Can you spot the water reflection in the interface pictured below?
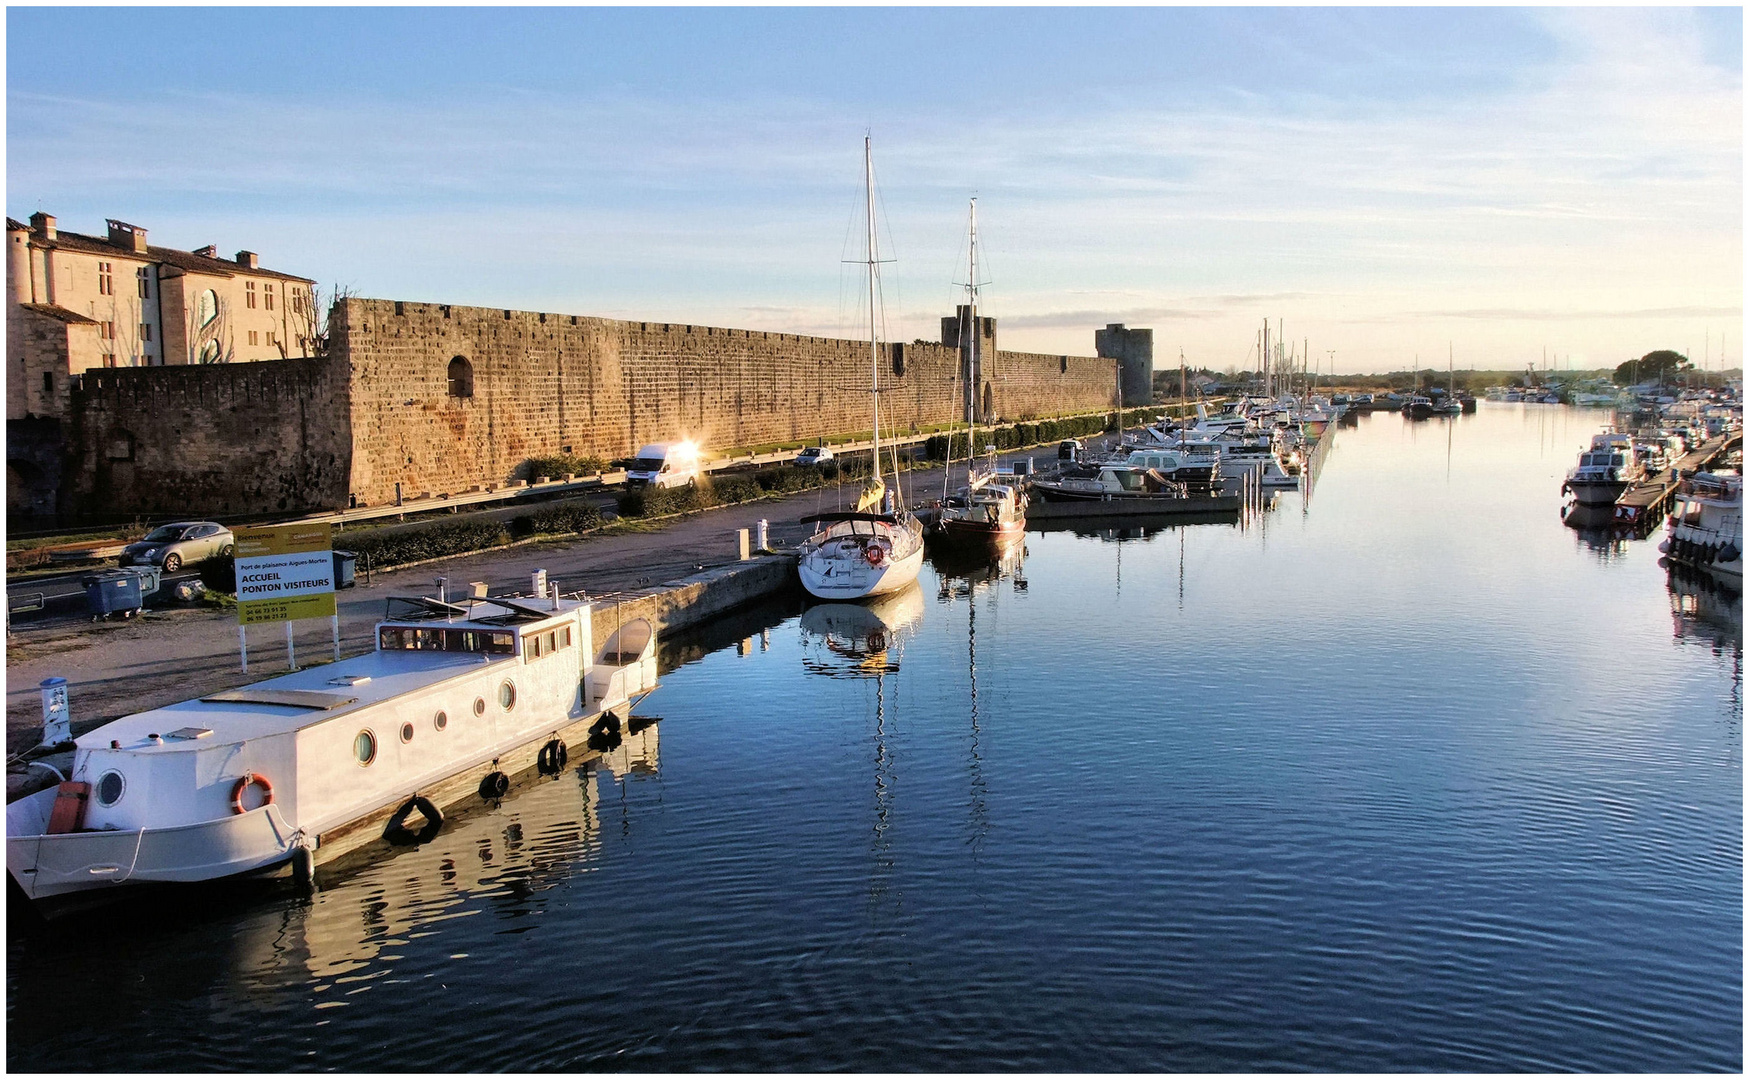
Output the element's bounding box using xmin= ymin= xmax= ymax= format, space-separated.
xmin=798 ymin=583 xmax=925 ymax=679
xmin=295 ymin=727 xmax=659 ymax=997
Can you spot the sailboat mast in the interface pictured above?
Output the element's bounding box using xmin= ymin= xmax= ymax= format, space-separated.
xmin=968 ymin=197 xmax=979 ymax=479
xmin=865 ymin=136 xmax=881 ymax=490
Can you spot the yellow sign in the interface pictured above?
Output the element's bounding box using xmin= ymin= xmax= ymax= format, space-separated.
xmin=235 ymin=523 xmax=333 ymax=559
xmin=235 ymin=524 xmax=336 ymax=625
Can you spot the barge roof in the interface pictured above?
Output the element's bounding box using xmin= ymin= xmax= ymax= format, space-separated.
xmin=78 ymin=644 xmax=513 ymax=753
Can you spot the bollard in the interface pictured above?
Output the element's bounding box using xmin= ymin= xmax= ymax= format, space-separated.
xmin=756 ymin=519 xmax=769 ymax=552
xmin=737 ymin=528 xmax=751 ymax=561
xmin=38 ymin=677 xmax=71 ymax=750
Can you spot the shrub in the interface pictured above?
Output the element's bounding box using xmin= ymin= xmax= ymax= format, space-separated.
xmin=344 ymin=520 xmax=512 ymax=570
xmin=521 ymin=453 xmax=605 ymax=481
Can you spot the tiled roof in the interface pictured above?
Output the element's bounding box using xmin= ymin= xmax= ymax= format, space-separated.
xmin=20 ymin=303 xmax=99 ymax=325
xmin=28 ymin=227 xmax=315 ymax=284
xmin=6 ymin=217 xmax=27 ymax=232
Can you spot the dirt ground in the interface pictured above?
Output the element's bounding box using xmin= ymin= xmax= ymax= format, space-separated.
xmin=3 ymin=457 xmax=1004 ymax=756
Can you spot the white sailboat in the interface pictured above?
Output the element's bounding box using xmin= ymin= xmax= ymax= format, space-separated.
xmin=936 ymin=197 xmax=1025 ymax=551
xmin=796 ymin=138 xmax=926 ymax=601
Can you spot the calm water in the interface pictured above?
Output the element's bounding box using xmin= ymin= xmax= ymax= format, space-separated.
xmin=8 ymin=405 xmax=1741 ymax=1071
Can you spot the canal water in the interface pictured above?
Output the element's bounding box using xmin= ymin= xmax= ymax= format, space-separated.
xmin=7 ymin=405 xmax=1741 ymax=1071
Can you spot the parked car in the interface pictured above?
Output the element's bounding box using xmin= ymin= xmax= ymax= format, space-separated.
xmin=794 ymin=445 xmax=834 ymax=466
xmin=118 ymin=522 xmax=234 ymax=573
xmin=1058 ymin=439 xmax=1083 ymax=461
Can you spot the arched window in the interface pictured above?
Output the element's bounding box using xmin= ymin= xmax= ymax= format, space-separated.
xmin=447 ymin=356 xmax=474 ymax=398
xmin=196 ymin=289 xmax=219 ymax=327
xmin=982 ymin=382 xmax=994 ymax=421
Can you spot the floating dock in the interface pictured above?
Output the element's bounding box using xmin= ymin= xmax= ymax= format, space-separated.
xmin=1025 ymin=493 xmax=1242 ymax=520
xmin=1614 ymin=432 xmax=1742 ymax=524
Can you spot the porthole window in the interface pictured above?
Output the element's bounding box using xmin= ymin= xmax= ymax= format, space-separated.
xmin=499 ymin=680 xmax=516 ymax=711
xmin=474 ymin=697 xmax=487 ymax=717
xmin=95 ymin=770 xmax=125 ymax=806
xmin=400 ymin=722 xmax=415 ymax=744
xmin=354 ymin=730 xmax=378 ymax=766
xmin=434 ymin=710 xmax=448 ymax=731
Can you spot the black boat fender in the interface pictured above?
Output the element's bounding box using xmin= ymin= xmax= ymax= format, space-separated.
xmin=384 ymin=795 xmax=443 ymax=846
xmin=478 ymin=770 xmax=510 ymax=800
xmin=587 ymin=712 xmax=622 ymax=752
xmin=537 ymin=738 xmax=569 ymax=776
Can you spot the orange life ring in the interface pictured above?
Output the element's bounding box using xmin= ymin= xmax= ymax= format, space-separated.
xmin=230 ymin=773 xmax=274 ymax=815
xmin=865 ymin=545 xmax=885 ymax=566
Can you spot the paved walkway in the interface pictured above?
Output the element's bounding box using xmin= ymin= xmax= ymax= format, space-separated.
xmin=4 ymin=453 xmax=1049 ymax=755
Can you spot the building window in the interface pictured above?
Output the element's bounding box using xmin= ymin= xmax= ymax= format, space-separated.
xmin=102 ymin=353 xmax=117 ymax=368
xmin=196 ymin=289 xmax=218 ymax=327
xmin=246 ymin=281 xmax=256 ymax=309
xmin=264 ymin=283 xmax=274 ymax=311
xmin=98 ymin=262 xmax=113 ymax=296
xmin=137 ymin=267 xmax=150 ymax=298
xmin=447 ymin=356 xmax=474 ymax=398
xmin=139 ymin=323 xmax=151 ymax=342
xmin=101 ymin=321 xmax=114 ymax=340
xmin=41 ymin=372 xmax=52 ymax=393
xmin=248 ymin=330 xmax=258 ymax=346
xmin=266 ymin=330 xmax=277 ymax=346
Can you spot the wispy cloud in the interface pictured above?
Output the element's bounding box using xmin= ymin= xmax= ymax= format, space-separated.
xmin=7 ymin=8 xmax=1738 ymax=370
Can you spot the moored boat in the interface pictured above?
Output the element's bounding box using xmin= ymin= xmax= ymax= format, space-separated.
xmin=1660 ymin=472 xmax=1743 ymax=582
xmin=1562 ymin=432 xmax=1645 ymax=507
xmin=795 ymin=137 xmax=926 ymax=600
xmin=7 ymin=590 xmax=658 ymax=908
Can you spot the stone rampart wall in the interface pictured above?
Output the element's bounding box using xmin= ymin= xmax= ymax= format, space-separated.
xmin=65 ymin=355 xmax=351 ymax=516
xmin=333 ymin=299 xmax=1116 ymax=508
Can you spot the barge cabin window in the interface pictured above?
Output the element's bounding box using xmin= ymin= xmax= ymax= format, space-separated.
xmin=379 ymin=626 xmax=515 ymax=654
xmin=523 ymin=626 xmax=574 ymax=659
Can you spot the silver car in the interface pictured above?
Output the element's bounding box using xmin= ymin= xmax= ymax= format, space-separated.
xmin=118 ymin=521 xmax=235 ymax=573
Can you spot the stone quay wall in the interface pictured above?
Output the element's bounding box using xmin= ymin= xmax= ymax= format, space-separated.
xmin=332 ymin=298 xmax=1118 ymax=509
xmin=65 ymin=354 xmax=352 ymax=516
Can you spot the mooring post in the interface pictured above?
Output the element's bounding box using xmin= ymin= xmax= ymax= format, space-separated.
xmin=737 ymin=528 xmax=751 ymax=561
xmin=38 ymin=677 xmax=71 ymax=750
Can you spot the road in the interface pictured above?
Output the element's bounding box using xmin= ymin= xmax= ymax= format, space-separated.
xmin=4 ymin=449 xmax=1062 ymax=756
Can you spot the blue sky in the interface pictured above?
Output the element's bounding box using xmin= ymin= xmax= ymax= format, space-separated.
xmin=8 ymin=7 xmax=1742 ymax=373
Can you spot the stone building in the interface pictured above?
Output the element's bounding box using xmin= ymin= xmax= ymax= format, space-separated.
xmin=6 ymin=213 xmax=317 ymax=422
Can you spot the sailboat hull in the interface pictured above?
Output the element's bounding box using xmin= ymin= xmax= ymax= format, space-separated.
xmin=799 ymin=544 xmax=925 ymax=601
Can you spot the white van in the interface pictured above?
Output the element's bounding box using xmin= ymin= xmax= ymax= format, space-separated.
xmin=625 ymin=442 xmax=702 ymax=489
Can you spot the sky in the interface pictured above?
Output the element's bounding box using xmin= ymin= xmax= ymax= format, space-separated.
xmin=7 ymin=6 xmax=1742 ymax=374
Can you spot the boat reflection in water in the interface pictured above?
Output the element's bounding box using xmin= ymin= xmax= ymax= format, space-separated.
xmin=1667 ymin=563 xmax=1743 ymax=650
xmin=286 ymin=724 xmax=659 ymax=994
xmin=799 ymin=583 xmax=925 ymax=679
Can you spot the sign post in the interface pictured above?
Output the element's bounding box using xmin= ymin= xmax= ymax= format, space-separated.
xmin=234 ymin=524 xmax=336 ymax=671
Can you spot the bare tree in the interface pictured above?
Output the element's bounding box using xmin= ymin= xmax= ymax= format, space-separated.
xmin=105 ymin=292 xmax=143 ymax=367
xmin=282 ymin=282 xmax=350 ymax=358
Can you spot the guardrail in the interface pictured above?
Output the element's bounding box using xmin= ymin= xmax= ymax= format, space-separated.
xmin=7 ymin=591 xmax=46 ymax=635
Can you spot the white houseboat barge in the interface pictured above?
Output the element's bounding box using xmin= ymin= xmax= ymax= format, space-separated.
xmin=8 ymin=590 xmax=657 ymax=908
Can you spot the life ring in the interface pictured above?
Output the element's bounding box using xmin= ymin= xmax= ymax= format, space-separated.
xmin=865 ymin=545 xmax=885 ymax=567
xmin=383 ymin=795 xmax=442 ymax=846
xmin=587 ymin=713 xmax=622 ymax=752
xmin=478 ymin=770 xmax=510 ymax=800
xmin=537 ymin=738 xmax=569 ymax=776
xmin=230 ymin=773 xmax=274 ymax=815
